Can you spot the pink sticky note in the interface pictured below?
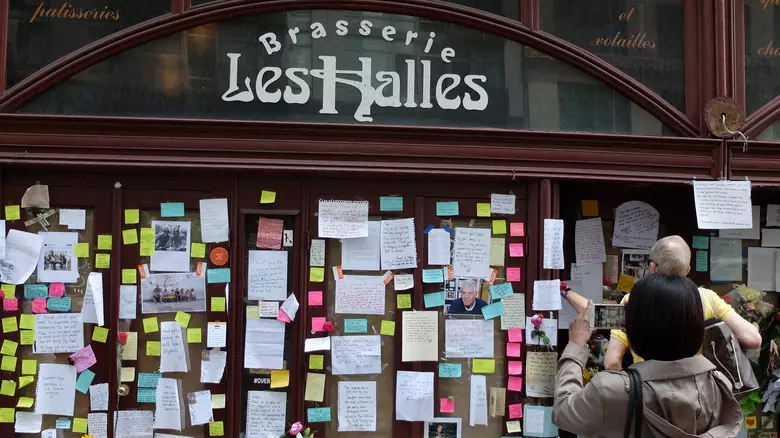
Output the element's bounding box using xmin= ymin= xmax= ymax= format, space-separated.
xmin=507 ymin=342 xmax=522 ymax=357
xmin=308 ymin=291 xmax=323 ymax=307
xmin=509 ymin=243 xmax=524 ymax=257
xmin=508 ymin=403 xmax=524 ymax=419
xmin=69 ymin=345 xmax=97 ymax=373
xmin=32 ymin=298 xmax=47 ymax=314
xmin=277 ymin=308 xmax=292 ymax=323
xmin=510 ymin=222 xmax=525 ymax=237
xmin=508 ymin=328 xmax=523 ymax=343
xmin=508 ymin=376 xmax=523 ymax=392
xmin=506 ymin=267 xmax=521 ymax=282
xmin=48 ymin=283 xmax=65 ymax=298
xmin=440 ymin=397 xmax=455 ymax=413
xmin=3 ymin=298 xmax=18 ymax=311
xmin=508 ymin=361 xmax=523 ymax=375
xmin=312 ymin=317 xmax=327 ymax=332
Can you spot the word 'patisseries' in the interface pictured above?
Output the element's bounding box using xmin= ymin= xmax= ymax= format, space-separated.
xmin=221 ymin=20 xmax=490 ymax=122
xmin=29 ymin=2 xmax=120 ymax=23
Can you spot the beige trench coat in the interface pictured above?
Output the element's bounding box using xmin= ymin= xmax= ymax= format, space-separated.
xmin=553 ymin=344 xmax=743 ymax=438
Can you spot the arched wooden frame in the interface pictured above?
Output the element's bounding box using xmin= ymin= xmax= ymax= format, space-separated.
xmin=0 ymin=0 xmax=699 ymax=137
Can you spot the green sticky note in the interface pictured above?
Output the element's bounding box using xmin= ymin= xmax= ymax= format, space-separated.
xmin=1 ymin=356 xmax=16 ymax=372
xmin=396 ymin=294 xmax=412 ymax=309
xmin=436 ymin=201 xmax=459 ymax=216
xmin=140 ymin=228 xmax=154 ymax=243
xmin=16 ymin=397 xmax=33 ymax=408
xmin=146 ymin=341 xmax=161 ymax=356
xmin=140 ymin=242 xmax=155 ymax=257
xmin=175 ymin=311 xmax=191 ymax=328
xmin=380 ymin=320 xmax=395 ymax=336
xmin=160 ymin=202 xmax=185 ymax=217
xmin=492 ymin=220 xmax=507 ymax=235
xmin=19 ymin=331 xmax=34 ymax=346
xmin=692 ymin=236 xmax=709 ymax=249
xmin=4 ymin=205 xmax=20 ymax=221
xmin=122 ymin=269 xmax=137 ymax=285
xmin=309 ymin=267 xmax=325 ymax=282
xmin=0 ymin=284 xmax=15 ymax=297
xmin=95 ymin=253 xmax=110 ymax=269
xmin=379 ymin=196 xmax=403 ymax=212
xmin=0 ymin=339 xmax=15 ymax=357
xmin=473 ymin=358 xmax=496 ymax=374
xmin=309 ymin=354 xmax=324 ymax=370
xmin=21 ymin=360 xmax=36 ymax=375
xmin=122 ymin=229 xmax=138 ymax=245
xmin=92 ymin=326 xmax=109 ymax=343
xmin=2 ymin=317 xmax=17 ymax=333
xmin=125 ymin=209 xmax=140 ymax=224
xmin=696 ymin=250 xmax=709 ymax=272
xmin=0 ymin=408 xmax=13 ymax=423
xmin=19 ymin=376 xmax=34 ymax=389
xmin=72 ymin=417 xmax=88 ymax=433
xmin=187 ymin=328 xmax=202 ymax=343
xmin=74 ymin=242 xmax=89 ymax=258
xmin=97 ymin=235 xmax=112 ymax=250
xmin=143 ymin=317 xmax=159 ymax=333
xmin=211 ymin=297 xmax=226 ymax=312
xmin=191 ymin=243 xmax=206 ymax=258
xmin=209 ymin=420 xmax=225 ymax=436
xmin=424 ymin=291 xmax=445 ymax=308
xmin=260 ymin=191 xmax=276 ymax=204
xmin=21 ymin=314 xmax=36 ymax=330
xmin=0 ymin=380 xmax=16 ymax=396
xmin=476 ymin=203 xmax=491 ymax=217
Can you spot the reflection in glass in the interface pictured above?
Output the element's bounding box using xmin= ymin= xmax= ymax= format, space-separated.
xmin=745 ymin=2 xmax=780 ymax=113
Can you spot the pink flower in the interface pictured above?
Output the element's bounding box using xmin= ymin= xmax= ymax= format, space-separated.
xmin=290 ymin=422 xmax=304 ymax=435
xmin=747 ymin=303 xmax=755 ymax=313
xmin=531 ymin=314 xmax=543 ymax=328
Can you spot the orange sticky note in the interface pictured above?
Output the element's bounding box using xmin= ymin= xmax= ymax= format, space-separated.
xmin=582 ymin=200 xmax=599 ymax=217
xmin=440 ymin=397 xmax=455 ymax=413
xmin=617 ymin=274 xmax=636 ymax=292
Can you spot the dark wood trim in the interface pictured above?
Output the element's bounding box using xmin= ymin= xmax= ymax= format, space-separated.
xmin=109 ymin=182 xmax=122 ymax=438
xmin=0 ymin=0 xmax=697 ymax=137
xmin=173 ymin=0 xmax=186 ymax=13
xmin=743 ymin=94 xmax=780 ymax=137
xmin=715 ymin=0 xmax=733 ymax=97
xmin=727 ymin=139 xmax=780 ymax=183
xmin=228 ymin=175 xmax=240 ymax=438
xmin=733 ymin=0 xmax=746 ymax=109
xmin=685 ymin=0 xmax=705 ymax=135
xmin=0 ymin=0 xmax=8 ymax=94
xmin=520 ymin=0 xmax=538 ymax=30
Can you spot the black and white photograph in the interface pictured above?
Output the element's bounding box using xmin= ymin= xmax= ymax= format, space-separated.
xmin=423 ymin=418 xmax=461 ymax=438
xmin=36 ymin=232 xmax=79 ymax=283
xmin=43 ymin=251 xmax=71 ymax=272
xmin=150 ymin=220 xmax=192 ymax=272
xmin=141 ymin=272 xmax=207 ymax=314
xmin=621 ymin=249 xmax=651 ymax=282
xmin=445 ymin=278 xmax=490 ymax=315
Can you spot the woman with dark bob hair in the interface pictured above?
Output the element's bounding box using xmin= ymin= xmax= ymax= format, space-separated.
xmin=553 ymin=273 xmax=742 ymax=437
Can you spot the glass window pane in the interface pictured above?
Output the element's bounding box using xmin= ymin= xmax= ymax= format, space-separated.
xmin=745 ymin=2 xmax=780 ymax=113
xmin=539 ymin=0 xmax=686 ymax=112
xmin=17 ymin=10 xmax=673 ymax=135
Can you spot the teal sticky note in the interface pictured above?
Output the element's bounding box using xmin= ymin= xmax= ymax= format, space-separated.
xmin=439 ymin=363 xmax=462 ymax=378
xmin=422 ymin=269 xmax=444 ymax=284
xmin=23 ymin=284 xmax=48 ymax=299
xmin=696 ymin=251 xmax=708 ymax=272
xmin=160 ymin=202 xmax=185 ymax=217
xmin=490 ymin=283 xmax=514 ymax=299
xmin=56 ymin=418 xmax=71 ymax=429
xmin=307 ymin=407 xmax=332 ymax=423
xmin=692 ymin=236 xmax=709 ymax=249
xmin=75 ymin=369 xmax=95 ymax=394
xmin=137 ymin=388 xmax=157 ymax=403
xmin=343 ymin=319 xmax=368 ymax=333
xmin=138 ymin=372 xmax=162 ymax=388
xmin=524 ymin=406 xmax=558 ymax=437
xmin=207 ymin=268 xmax=230 ymax=284
xmin=47 ymin=297 xmax=71 ymax=312
xmin=436 ymin=201 xmax=459 ymax=216
xmin=380 ymin=196 xmax=403 ymax=212
xmin=481 ymin=301 xmax=505 ymax=320
xmin=424 ymin=291 xmax=445 ymax=308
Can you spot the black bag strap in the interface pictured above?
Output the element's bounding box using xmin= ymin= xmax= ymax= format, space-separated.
xmin=624 ymin=369 xmax=643 ymax=438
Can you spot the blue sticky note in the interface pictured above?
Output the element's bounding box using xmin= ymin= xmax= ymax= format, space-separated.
xmin=422 ymin=269 xmax=444 ymax=284
xmin=137 ymin=388 xmax=157 ymax=403
xmin=524 ymin=406 xmax=558 ymax=437
xmin=138 ymin=372 xmax=162 ymax=388
xmin=344 ymin=319 xmax=368 ymax=333
xmin=307 ymin=407 xmax=332 ymax=423
xmin=75 ymin=369 xmax=95 ymax=394
xmin=481 ymin=301 xmax=505 ymax=320
xmin=23 ymin=284 xmax=48 ymax=299
xmin=490 ymin=283 xmax=514 ymax=300
xmin=436 ymin=201 xmax=459 ymax=216
xmin=424 ymin=292 xmax=446 ymax=308
xmin=56 ymin=418 xmax=71 ymax=429
xmin=47 ymin=297 xmax=71 ymax=312
xmin=160 ymin=202 xmax=185 ymax=217
xmin=207 ymin=268 xmax=230 ymax=284
xmin=439 ymin=363 xmax=462 ymax=378
xmin=380 ymin=196 xmax=403 ymax=212
xmin=696 ymin=251 xmax=708 ymax=272
xmin=692 ymin=236 xmax=709 ymax=249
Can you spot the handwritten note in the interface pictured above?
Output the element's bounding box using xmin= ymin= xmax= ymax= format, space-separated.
xmin=401 ymin=311 xmax=438 ymax=362
xmin=543 ymin=219 xmax=564 ymax=269
xmin=532 ymin=279 xmax=562 ymax=311
xmin=526 ymin=352 xmax=557 ymax=398
xmin=452 ymin=228 xmax=491 ymax=278
xmin=331 ymin=335 xmax=382 ymax=375
xmin=341 ymin=221 xmax=380 ymax=271
xmin=575 ymin=218 xmax=607 ymax=264
xmin=34 ymin=364 xmax=76 ymax=416
xmin=436 ymin=201 xmax=459 ymax=216
xmin=34 ymin=313 xmax=83 ymax=354
xmin=90 ymin=383 xmax=109 ymax=411
xmin=246 ymin=391 xmax=287 ymax=437
xmin=335 ymin=275 xmax=385 ymax=315
xmin=247 ymin=250 xmax=287 ymax=301
xmin=160 ymin=321 xmax=189 ymax=373
xmin=199 ymin=198 xmax=229 ymax=243
xmin=445 ymin=319 xmax=494 ymax=358
xmin=305 ymin=373 xmax=326 ymax=402
xmin=396 ymin=371 xmax=434 ymax=422
xmin=469 ymin=375 xmax=488 ymax=426
xmin=244 ymin=319 xmax=285 ymax=369
xmin=318 ymin=200 xmax=369 ymax=238
xmin=720 ymin=205 xmax=760 ymax=239
xmin=381 ymin=218 xmax=418 ymax=270
xmin=501 ymin=293 xmax=526 ymax=330
xmin=490 ymin=193 xmax=516 ymax=215
xmin=612 ymin=201 xmax=661 ymax=249
xmin=427 ymin=228 xmax=451 ymax=266
xmin=309 ymin=239 xmax=325 ymax=267
xmin=710 ymin=238 xmax=743 ymax=281
xmin=338 ymin=381 xmax=377 ymax=432
xmin=524 ymin=405 xmax=558 ymax=437
xmin=693 ymin=180 xmax=752 ymax=229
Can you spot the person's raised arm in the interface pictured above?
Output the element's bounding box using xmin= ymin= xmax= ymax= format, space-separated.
xmin=604 ymin=337 xmax=627 ymax=371
xmin=722 ymin=312 xmax=762 ymax=349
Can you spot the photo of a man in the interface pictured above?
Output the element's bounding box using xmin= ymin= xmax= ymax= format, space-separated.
xmin=447 ymin=279 xmax=488 ymax=315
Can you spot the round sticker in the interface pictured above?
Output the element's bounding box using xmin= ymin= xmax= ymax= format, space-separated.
xmin=210 ymin=247 xmax=229 ymax=266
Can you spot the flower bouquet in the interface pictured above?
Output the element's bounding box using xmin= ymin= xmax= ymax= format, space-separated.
xmin=530 ymin=314 xmax=551 ymax=348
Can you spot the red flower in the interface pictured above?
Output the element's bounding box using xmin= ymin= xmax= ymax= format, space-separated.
xmin=323 ymin=321 xmax=334 ymax=333
xmin=774 ymin=313 xmax=780 ymax=322
xmin=560 ymin=281 xmax=568 ymax=291
xmin=723 ymin=295 xmax=733 ymax=304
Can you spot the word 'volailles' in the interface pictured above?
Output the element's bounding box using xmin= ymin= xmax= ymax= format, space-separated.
xmin=30 ymin=2 xmax=120 ymax=23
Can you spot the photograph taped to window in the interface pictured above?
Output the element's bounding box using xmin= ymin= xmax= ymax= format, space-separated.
xmin=445 ymin=278 xmax=491 ymax=315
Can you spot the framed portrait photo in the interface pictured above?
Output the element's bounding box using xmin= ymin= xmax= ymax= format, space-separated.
xmin=423 ymin=417 xmax=462 ymax=438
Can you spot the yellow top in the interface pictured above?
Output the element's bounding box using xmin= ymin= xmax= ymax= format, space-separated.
xmin=610 ymin=287 xmax=734 ymax=363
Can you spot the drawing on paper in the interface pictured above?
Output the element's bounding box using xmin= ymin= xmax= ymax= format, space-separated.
xmin=141 ymin=272 xmax=206 ymax=314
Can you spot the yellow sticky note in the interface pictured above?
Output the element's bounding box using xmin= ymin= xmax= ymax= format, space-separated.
xmin=492 ymin=220 xmax=507 ymax=235
xmin=75 ymin=242 xmax=90 ymax=258
xmin=473 ymin=358 xmax=496 ymax=373
xmin=1 ymin=356 xmax=16 ymax=372
xmin=476 ymin=203 xmax=491 ymax=217
xmin=582 ymin=200 xmax=599 ymax=217
xmin=143 ymin=317 xmax=158 ymax=333
xmin=95 ymin=253 xmax=110 ymax=269
xmin=122 ymin=229 xmax=138 ymax=245
xmin=380 ymin=320 xmax=395 ymax=336
xmin=0 ymin=408 xmax=14 ymax=423
xmin=121 ymin=332 xmax=138 ymax=361
xmin=211 ymin=297 xmax=226 ymax=312
xmin=191 ymin=243 xmax=206 ymax=259
xmin=187 ymin=328 xmax=201 ymax=343
xmin=260 ymin=191 xmax=277 ymax=204
xmin=140 ymin=242 xmax=155 ymax=257
xmin=125 ymin=209 xmax=140 ymax=224
xmin=209 ymin=421 xmax=225 ymax=436
xmin=146 ymin=341 xmax=161 ymax=356
xmin=246 ymin=306 xmax=260 ymax=320
xmin=122 ymin=269 xmax=137 ymax=285
xmin=617 ymin=274 xmax=636 ymax=293
xmin=4 ymin=205 xmax=20 ymax=221
xmin=19 ymin=330 xmax=34 ymax=346
xmin=21 ymin=360 xmax=36 ymax=375
xmin=92 ymin=326 xmax=109 ymax=343
xmin=2 ymin=317 xmax=17 ymax=333
xmin=211 ymin=393 xmax=226 ymax=409
xmin=270 ymin=369 xmax=290 ymax=388
xmin=140 ymin=228 xmax=154 ymax=243
xmin=72 ymin=417 xmax=88 ymax=433
xmin=97 ymin=235 xmax=112 ymax=250
xmin=1 ymin=339 xmax=17 ymax=356
xmin=19 ymin=314 xmax=34 ymax=330
xmin=120 ymin=367 xmax=135 ymax=382
xmin=309 ymin=267 xmax=325 ymax=282
xmin=175 ymin=312 xmax=191 ymax=328
xmin=0 ymin=380 xmax=15 ymax=396
xmin=397 ymin=294 xmax=412 ymax=309
xmin=309 ymin=354 xmax=324 ymax=370
xmin=18 ymin=376 xmax=34 ymax=389
xmin=0 ymin=284 xmax=14 ymax=297
xmin=16 ymin=397 xmax=33 ymax=408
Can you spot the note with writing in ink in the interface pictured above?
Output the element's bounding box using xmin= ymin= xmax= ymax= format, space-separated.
xmin=396 ymin=371 xmax=434 ymax=422
xmin=491 ymin=194 xmax=516 ymax=215
xmin=490 ymin=283 xmax=513 ymax=299
xmin=199 ymin=198 xmax=229 ymax=243
xmin=402 ymin=311 xmax=438 ymax=362
xmin=436 ymin=201 xmax=459 ymax=216
xmin=90 ymin=383 xmax=109 ymax=411
xmin=543 ymin=219 xmax=564 ymax=269
xmin=160 ymin=321 xmax=189 ymax=373
xmin=331 ymin=335 xmax=382 ymax=375
xmin=477 ymin=203 xmax=491 ymax=217
xmin=693 ymin=180 xmax=752 ymax=230
xmin=452 ymin=228 xmax=491 ymax=278
xmin=575 ymin=218 xmax=607 ymax=264
xmin=524 ymin=405 xmax=558 ymax=437
xmin=35 ymin=364 xmax=76 ymax=416
xmin=338 ymin=381 xmax=377 ymax=432
xmin=427 ymin=228 xmax=451 ymax=266
xmin=247 ymin=391 xmax=287 ymax=435
xmin=248 ymin=250 xmax=287 ymax=300
xmin=445 ymin=319 xmax=494 ymax=358
xmin=696 ymin=251 xmax=709 ymax=272
xmin=343 ymin=319 xmax=368 ymax=333
xmin=469 ymin=375 xmax=488 ymax=426
xmin=318 ymin=200 xmax=369 ymax=239
xmin=34 ymin=313 xmax=83 ymax=354
xmin=423 ymin=269 xmax=444 ymax=283
xmin=310 ymin=239 xmax=325 ymax=267
xmin=308 ymin=407 xmax=331 ymax=423
xmin=526 ymin=352 xmax=557 ymax=398
xmin=335 ymin=275 xmax=386 ymax=315
xmin=507 ymin=267 xmax=521 ymax=282
xmin=439 ymin=363 xmax=461 ymax=378
xmin=305 ymin=373 xmax=326 ymax=402
xmin=501 ymin=293 xmax=525 ymax=330
xmin=69 ymin=345 xmax=97 ymax=373
xmin=532 ymin=280 xmax=562 ymax=311
xmin=393 ymin=274 xmax=414 ymax=291
xmin=380 ymin=196 xmax=403 ymax=212
xmin=612 ymin=201 xmax=661 ymax=249
xmin=381 ymin=218 xmax=417 ymax=270
xmin=341 ymin=221 xmax=380 ymax=271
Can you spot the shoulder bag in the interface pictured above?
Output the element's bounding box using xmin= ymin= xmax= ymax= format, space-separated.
xmin=623 ymin=368 xmax=643 ymax=438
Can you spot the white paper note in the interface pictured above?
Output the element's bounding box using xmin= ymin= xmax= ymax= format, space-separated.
xmin=526 ymin=352 xmax=557 ymax=398
xmin=575 ymin=218 xmax=607 ymax=264
xmin=469 ymin=375 xmax=488 ymax=426
xmin=395 ymin=371 xmax=434 ymax=422
xmin=0 ymin=229 xmax=43 ymax=285
xmin=80 ymin=272 xmax=105 ymax=326
xmin=380 ymin=218 xmax=418 ymax=270
xmin=490 ymin=193 xmax=516 ymax=215
xmin=245 ymin=391 xmax=286 ymax=438
xmin=500 ymin=293 xmax=526 ymax=330
xmin=33 ymin=313 xmax=84 ymax=353
xmin=748 ymin=248 xmax=776 ymax=292
xmin=150 ymin=221 xmax=192 ymax=272
xmin=41 ymin=429 xmax=57 ymax=438
xmin=427 ymin=228 xmax=451 ymax=266
xmin=280 ymin=294 xmax=299 ymax=321
xmin=14 ymin=411 xmax=42 ymax=433
xmin=445 ymin=319 xmax=494 ymax=358
xmin=114 ymin=410 xmax=154 ymax=438
xmin=331 ymin=335 xmax=382 ymax=375
xmin=611 ymin=201 xmax=660 ymax=249
xmin=452 ymin=228 xmax=491 ymax=278
xmin=259 ymin=301 xmax=279 ymax=318
xmin=207 ymin=322 xmax=227 ymax=348
xmin=543 ymin=219 xmax=564 ymax=269
xmin=247 ymin=250 xmax=288 ymax=301
xmin=335 ymin=275 xmax=386 ymax=315
xmin=532 ymin=279 xmax=562 ymax=311
xmin=37 ymin=232 xmax=79 ymax=283
xmin=154 ymin=378 xmax=184 ymax=431
xmin=526 ymin=318 xmax=558 ymax=346
xmin=318 ymin=200 xmax=369 ymax=238
xmin=187 ymin=390 xmax=213 ymax=426
xmin=160 ymin=321 xmax=189 ymax=373
xmin=693 ymin=180 xmax=752 ymax=229
xmin=720 ymin=205 xmax=760 ymax=239
xmin=199 ymin=198 xmax=229 ymax=243
xmin=88 ymin=412 xmax=108 ymax=438
xmin=710 ymin=238 xmax=743 ymax=281
xmin=119 ymin=285 xmax=137 ymax=320
xmin=35 ymin=364 xmax=77 ymax=416
xmin=309 ymin=239 xmax=326 ymax=267
xmin=303 ymin=336 xmax=331 ymax=353
xmin=560 ymin=264 xmax=604 ymax=326
xmin=90 ymin=383 xmax=109 ymax=411
xmin=201 ymin=349 xmax=227 ymax=384
xmin=393 ymin=274 xmax=414 ymax=291
xmin=763 ymin=228 xmax=780 ymax=247
xmin=59 ymin=209 xmax=86 ymax=230
xmin=338 ymin=381 xmax=377 ymax=432
xmin=0 ymin=220 xmax=6 ymax=260
xmin=769 ymin=205 xmax=780 ymax=227
xmin=401 ymin=311 xmax=438 ymax=362
xmin=244 ymin=319 xmax=285 ymax=369
xmin=341 ymin=221 xmax=380 ymax=271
